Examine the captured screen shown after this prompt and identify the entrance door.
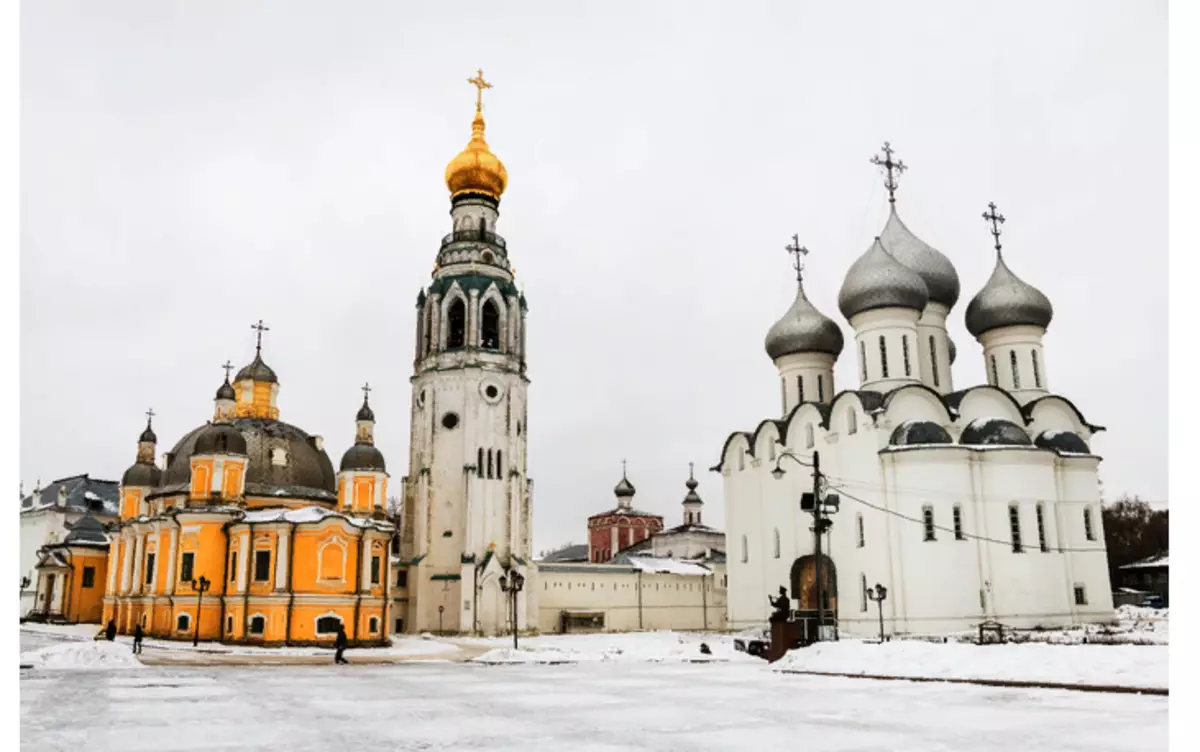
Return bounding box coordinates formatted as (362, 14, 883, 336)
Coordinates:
(789, 554, 838, 613)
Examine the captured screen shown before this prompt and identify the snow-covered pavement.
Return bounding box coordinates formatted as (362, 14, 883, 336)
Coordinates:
(20, 658, 1166, 751)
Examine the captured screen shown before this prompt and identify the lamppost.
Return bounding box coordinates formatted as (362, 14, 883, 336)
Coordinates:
(437, 604, 444, 635)
(866, 583, 888, 643)
(190, 576, 211, 647)
(498, 569, 525, 650)
(771, 449, 838, 643)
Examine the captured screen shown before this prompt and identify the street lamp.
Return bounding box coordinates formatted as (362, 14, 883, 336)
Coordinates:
(498, 569, 525, 650)
(771, 449, 837, 643)
(190, 576, 211, 647)
(866, 583, 888, 643)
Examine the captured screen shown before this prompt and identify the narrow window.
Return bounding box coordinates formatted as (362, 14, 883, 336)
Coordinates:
(229, 551, 238, 581)
(1010, 350, 1021, 389)
(856, 513, 865, 548)
(847, 409, 857, 435)
(397, 570, 408, 588)
(422, 306, 432, 355)
(177, 613, 190, 632)
(817, 374, 825, 402)
(477, 448, 484, 478)
(497, 450, 503, 475)
(250, 615, 266, 635)
(487, 449, 494, 479)
(1073, 585, 1088, 606)
(1036, 503, 1048, 552)
(391, 536, 400, 555)
(797, 376, 805, 404)
(740, 535, 748, 563)
(860, 574, 868, 612)
(226, 614, 234, 634)
(82, 567, 95, 588)
(180, 552, 194, 583)
(902, 335, 911, 376)
(1083, 507, 1095, 541)
(254, 550, 271, 581)
(990, 355, 999, 386)
(860, 341, 868, 381)
(738, 449, 745, 471)
(953, 505, 965, 541)
(1009, 504, 1023, 553)
(930, 335, 940, 387)
(768, 441, 776, 461)
(371, 555, 381, 585)
(481, 299, 501, 350)
(144, 553, 156, 584)
(369, 616, 379, 634)
(780, 377, 786, 413)
(395, 618, 404, 633)
(773, 529, 780, 559)
(979, 589, 987, 611)
(879, 336, 889, 378)
(446, 298, 466, 349)
(805, 424, 814, 449)
(922, 506, 936, 541)
(1032, 350, 1042, 388)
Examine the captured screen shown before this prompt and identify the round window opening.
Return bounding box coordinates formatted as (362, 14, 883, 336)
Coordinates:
(442, 412, 460, 430)
(485, 385, 498, 399)
(482, 251, 495, 263)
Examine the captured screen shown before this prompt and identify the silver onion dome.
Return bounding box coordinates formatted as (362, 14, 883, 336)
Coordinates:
(880, 207, 960, 309)
(838, 237, 929, 320)
(964, 252, 1053, 338)
(764, 281, 845, 359)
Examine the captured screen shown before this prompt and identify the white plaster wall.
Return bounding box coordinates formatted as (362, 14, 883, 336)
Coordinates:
(775, 352, 836, 414)
(979, 325, 1048, 401)
(537, 564, 726, 633)
(20, 511, 66, 614)
(849, 308, 924, 392)
(914, 303, 954, 394)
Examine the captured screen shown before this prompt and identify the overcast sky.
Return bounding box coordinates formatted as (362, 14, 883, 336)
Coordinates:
(21, 1, 1166, 551)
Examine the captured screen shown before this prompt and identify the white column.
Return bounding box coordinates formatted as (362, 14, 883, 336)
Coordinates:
(237, 531, 250, 592)
(130, 534, 145, 595)
(165, 527, 179, 595)
(121, 534, 134, 594)
(275, 530, 290, 591)
(106, 541, 120, 593)
(360, 534, 371, 593)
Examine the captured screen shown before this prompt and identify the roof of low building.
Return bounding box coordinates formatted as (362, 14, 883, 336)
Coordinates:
(537, 544, 590, 563)
(1119, 554, 1168, 570)
(20, 475, 119, 517)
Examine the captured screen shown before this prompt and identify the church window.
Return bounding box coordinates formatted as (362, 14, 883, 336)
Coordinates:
(481, 299, 501, 350)
(442, 412, 459, 430)
(250, 615, 266, 635)
(447, 298, 466, 348)
(773, 529, 780, 559)
(1008, 504, 1024, 553)
(1032, 351, 1042, 388)
(902, 335, 911, 376)
(805, 424, 814, 449)
(180, 552, 194, 583)
(226, 615, 233, 634)
(391, 536, 399, 555)
(271, 448, 288, 467)
(144, 553, 156, 584)
(990, 355, 999, 386)
(176, 613, 190, 632)
(478, 448, 484, 477)
(817, 374, 825, 402)
(395, 618, 404, 633)
(879, 336, 889, 378)
(1083, 507, 1095, 541)
(738, 449, 745, 471)
(856, 513, 864, 548)
(1036, 503, 1049, 552)
(1073, 584, 1088, 606)
(229, 551, 237, 581)
(922, 506, 936, 541)
(930, 336, 940, 387)
(254, 550, 271, 581)
(1010, 350, 1021, 389)
(780, 377, 786, 413)
(371, 555, 381, 585)
(497, 450, 503, 475)
(396, 570, 408, 588)
(316, 615, 342, 635)
(369, 616, 379, 634)
(953, 505, 965, 540)
(740, 535, 748, 563)
(82, 567, 95, 588)
(860, 342, 867, 381)
(797, 376, 805, 404)
(847, 409, 857, 435)
(487, 449, 494, 479)
(485, 384, 499, 399)
(860, 574, 868, 612)
(422, 306, 432, 356)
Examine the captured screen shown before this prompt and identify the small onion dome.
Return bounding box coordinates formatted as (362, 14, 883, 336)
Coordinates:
(964, 253, 1053, 338)
(888, 420, 953, 446)
(445, 110, 507, 200)
(880, 208, 960, 309)
(236, 353, 278, 384)
(764, 281, 845, 359)
(959, 417, 1032, 447)
(614, 475, 636, 498)
(1034, 430, 1090, 454)
(139, 424, 157, 444)
(194, 423, 248, 455)
(215, 380, 236, 401)
(683, 469, 703, 504)
(838, 237, 930, 320)
(340, 443, 387, 472)
(121, 462, 162, 488)
(356, 400, 375, 422)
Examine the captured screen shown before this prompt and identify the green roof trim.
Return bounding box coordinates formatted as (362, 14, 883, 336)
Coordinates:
(429, 274, 518, 299)
(512, 556, 526, 566)
(409, 554, 426, 565)
(431, 573, 461, 581)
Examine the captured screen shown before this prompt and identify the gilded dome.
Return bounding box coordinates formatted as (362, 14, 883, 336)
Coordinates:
(964, 252, 1053, 338)
(880, 207, 960, 309)
(838, 237, 930, 320)
(445, 111, 507, 201)
(764, 280, 845, 359)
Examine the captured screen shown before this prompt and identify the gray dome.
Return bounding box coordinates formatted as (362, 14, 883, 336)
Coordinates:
(215, 380, 236, 401)
(838, 238, 930, 320)
(888, 420, 953, 446)
(194, 423, 249, 456)
(236, 353, 278, 384)
(139, 423, 157, 444)
(121, 462, 162, 488)
(356, 400, 375, 422)
(1034, 430, 1090, 454)
(764, 282, 845, 359)
(614, 475, 636, 498)
(964, 253, 1053, 338)
(959, 418, 1032, 447)
(340, 443, 387, 472)
(880, 208, 960, 309)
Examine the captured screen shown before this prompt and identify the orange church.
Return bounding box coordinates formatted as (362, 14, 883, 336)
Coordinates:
(102, 327, 394, 646)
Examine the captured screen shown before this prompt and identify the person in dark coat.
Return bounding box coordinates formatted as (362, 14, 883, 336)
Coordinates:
(334, 624, 349, 664)
(132, 622, 144, 654)
(105, 620, 117, 642)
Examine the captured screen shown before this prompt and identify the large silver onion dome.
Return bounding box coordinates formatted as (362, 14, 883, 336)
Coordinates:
(964, 252, 1053, 338)
(880, 208, 960, 309)
(838, 237, 929, 320)
(765, 281, 845, 359)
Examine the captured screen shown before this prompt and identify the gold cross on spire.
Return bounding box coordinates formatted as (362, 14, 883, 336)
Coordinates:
(467, 68, 493, 112)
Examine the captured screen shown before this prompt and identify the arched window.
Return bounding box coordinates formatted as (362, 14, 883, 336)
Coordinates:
(477, 448, 484, 478)
(316, 615, 343, 635)
(990, 354, 999, 386)
(929, 336, 940, 387)
(368, 616, 379, 634)
(879, 336, 889, 378)
(176, 613, 190, 632)
(1010, 350, 1021, 389)
(817, 374, 825, 402)
(1083, 507, 1095, 541)
(250, 615, 266, 635)
(797, 376, 805, 404)
(773, 529, 780, 559)
(740, 535, 748, 563)
(805, 423, 814, 449)
(487, 449, 494, 479)
(1031, 350, 1042, 388)
(860, 341, 867, 381)
(481, 299, 501, 350)
(847, 409, 857, 435)
(496, 450, 503, 476)
(447, 298, 466, 349)
(902, 335, 911, 376)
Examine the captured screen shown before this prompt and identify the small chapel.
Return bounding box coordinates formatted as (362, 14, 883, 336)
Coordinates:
(716, 144, 1115, 638)
(103, 327, 394, 645)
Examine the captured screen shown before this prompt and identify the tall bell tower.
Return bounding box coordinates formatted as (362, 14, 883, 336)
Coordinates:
(399, 71, 535, 636)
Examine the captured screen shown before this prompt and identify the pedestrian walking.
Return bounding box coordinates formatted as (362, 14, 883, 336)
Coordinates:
(334, 624, 349, 664)
(105, 620, 117, 642)
(132, 622, 144, 654)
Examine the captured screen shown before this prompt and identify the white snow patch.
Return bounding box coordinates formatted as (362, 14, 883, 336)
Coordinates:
(21, 641, 144, 671)
(623, 556, 711, 576)
(454, 631, 753, 664)
(472, 647, 571, 664)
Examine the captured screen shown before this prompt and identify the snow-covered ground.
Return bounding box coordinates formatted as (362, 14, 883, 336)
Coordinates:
(459, 630, 752, 664)
(20, 658, 1166, 750)
(20, 641, 145, 671)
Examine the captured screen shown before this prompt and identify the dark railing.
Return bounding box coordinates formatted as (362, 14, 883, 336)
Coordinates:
(441, 229, 506, 250)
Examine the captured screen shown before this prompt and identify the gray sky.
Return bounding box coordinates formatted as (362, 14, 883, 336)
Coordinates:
(21, 1, 1166, 551)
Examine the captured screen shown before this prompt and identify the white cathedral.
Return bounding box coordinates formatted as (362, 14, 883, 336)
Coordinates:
(716, 146, 1114, 637)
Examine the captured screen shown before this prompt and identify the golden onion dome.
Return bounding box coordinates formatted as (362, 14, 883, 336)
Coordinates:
(445, 70, 507, 200)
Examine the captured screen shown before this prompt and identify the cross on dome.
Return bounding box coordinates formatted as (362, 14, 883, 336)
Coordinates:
(982, 201, 1006, 252)
(145, 407, 155, 427)
(221, 360, 234, 381)
(785, 234, 809, 284)
(467, 69, 493, 112)
(251, 319, 270, 354)
(870, 141, 908, 204)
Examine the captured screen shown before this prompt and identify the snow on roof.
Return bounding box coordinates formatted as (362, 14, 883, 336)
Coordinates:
(622, 555, 712, 576)
(1119, 555, 1168, 569)
(240, 506, 392, 531)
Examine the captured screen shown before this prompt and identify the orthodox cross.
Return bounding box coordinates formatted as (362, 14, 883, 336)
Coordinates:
(982, 201, 1006, 252)
(621, 458, 628, 478)
(221, 360, 234, 382)
(785, 234, 809, 283)
(145, 407, 155, 428)
(251, 319, 270, 354)
(467, 69, 493, 112)
(869, 141, 907, 204)
(361, 382, 372, 402)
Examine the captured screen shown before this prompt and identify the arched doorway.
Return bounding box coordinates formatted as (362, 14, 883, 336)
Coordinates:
(790, 554, 838, 615)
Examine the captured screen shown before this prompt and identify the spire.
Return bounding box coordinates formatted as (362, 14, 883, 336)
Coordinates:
(445, 69, 508, 201)
(983, 201, 1005, 256)
(965, 203, 1053, 338)
(682, 462, 704, 526)
(139, 408, 157, 444)
(214, 361, 236, 421)
(356, 382, 376, 436)
(870, 141, 908, 205)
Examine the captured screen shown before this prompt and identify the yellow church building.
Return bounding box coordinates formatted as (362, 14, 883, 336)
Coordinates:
(102, 330, 395, 646)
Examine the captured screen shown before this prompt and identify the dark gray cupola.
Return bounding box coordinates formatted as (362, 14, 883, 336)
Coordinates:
(838, 237, 930, 320)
